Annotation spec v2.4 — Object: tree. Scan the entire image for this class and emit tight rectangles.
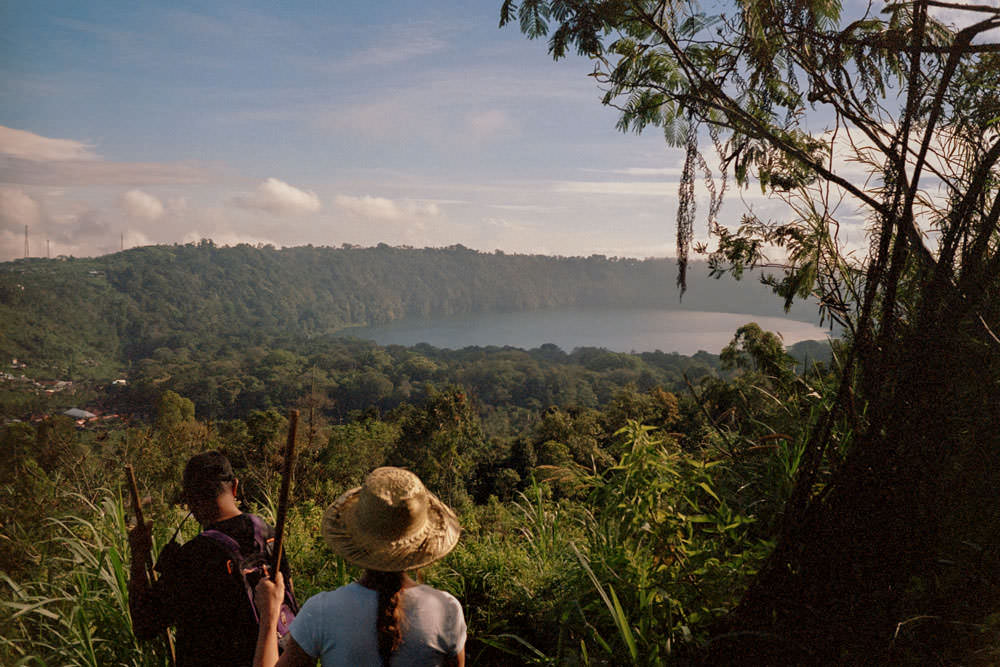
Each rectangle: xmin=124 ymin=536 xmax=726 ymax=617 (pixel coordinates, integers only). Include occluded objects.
xmin=503 ymin=0 xmax=1000 ymax=661
xmin=155 ymin=389 xmax=195 ymax=431
xmin=719 ymin=322 xmax=796 ymax=386
xmin=387 ymin=387 xmax=486 ymax=507
xmin=321 ymin=417 xmax=399 ymax=490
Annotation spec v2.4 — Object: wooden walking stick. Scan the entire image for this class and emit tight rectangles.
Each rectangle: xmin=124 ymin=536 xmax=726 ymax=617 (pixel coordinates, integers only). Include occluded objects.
xmin=125 ymin=464 xmax=156 ymax=583
xmin=125 ymin=463 xmax=177 ymax=666
xmin=270 ymin=409 xmax=299 ymax=580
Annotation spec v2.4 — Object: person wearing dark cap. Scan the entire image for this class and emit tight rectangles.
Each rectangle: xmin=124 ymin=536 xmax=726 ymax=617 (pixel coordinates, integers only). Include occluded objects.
xmin=129 ymin=450 xmax=293 ymax=667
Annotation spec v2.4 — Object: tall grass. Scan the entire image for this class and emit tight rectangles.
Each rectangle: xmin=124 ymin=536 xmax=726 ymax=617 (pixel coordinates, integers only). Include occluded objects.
xmin=444 ymin=493 xmax=580 ymax=664
xmin=0 ymin=491 xmax=170 ymax=666
xmin=0 ymin=421 xmax=789 ymax=666
xmin=515 ymin=422 xmax=772 ymax=664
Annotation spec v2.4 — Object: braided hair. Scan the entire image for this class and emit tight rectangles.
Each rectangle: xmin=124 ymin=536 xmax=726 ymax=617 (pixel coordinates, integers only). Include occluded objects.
xmin=365 ymin=570 xmax=407 ymax=665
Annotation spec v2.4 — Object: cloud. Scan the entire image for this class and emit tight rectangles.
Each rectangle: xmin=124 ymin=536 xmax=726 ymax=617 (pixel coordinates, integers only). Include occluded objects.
xmin=28 ymin=206 xmax=114 ymax=256
xmin=123 ymin=229 xmax=151 ymax=248
xmin=489 ymin=203 xmax=564 ymax=212
xmin=324 ymin=102 xmax=514 ymax=147
xmin=231 ymin=178 xmax=321 ymax=215
xmin=316 ymin=99 xmax=420 ymax=140
xmin=344 ymin=33 xmax=448 ymax=68
xmin=581 ymin=167 xmax=686 ymax=177
xmin=463 ymin=110 xmax=514 ymax=142
xmin=553 ymin=181 xmax=680 ymax=197
xmin=0 ymin=125 xmax=215 ymax=186
xmin=0 ymin=156 xmax=217 ymax=186
xmin=68 ymin=209 xmax=110 ymax=238
xmin=334 ymin=194 xmax=440 ymax=221
xmin=179 ymin=229 xmax=280 ymax=247
xmin=0 ymin=188 xmax=42 ymax=232
xmin=303 ymin=63 xmax=582 ymax=147
xmin=120 ymin=189 xmax=165 ymax=220
xmin=0 ymin=125 xmax=99 ymax=162
xmin=483 ymin=216 xmax=535 ymax=233
xmin=0 ymin=126 xmax=217 ymax=186
xmin=929 ymin=1 xmax=1000 ymax=41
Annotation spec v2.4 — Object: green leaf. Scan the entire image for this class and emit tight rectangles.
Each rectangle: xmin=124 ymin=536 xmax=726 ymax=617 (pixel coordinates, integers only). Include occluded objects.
xmin=696 ymin=482 xmax=720 ymax=503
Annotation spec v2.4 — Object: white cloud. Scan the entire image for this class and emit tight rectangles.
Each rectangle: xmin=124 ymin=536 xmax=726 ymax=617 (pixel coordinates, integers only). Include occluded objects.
xmin=302 ymin=62 xmax=588 ymax=148
xmin=0 ymin=126 xmax=217 ymax=186
xmin=0 ymin=230 xmax=24 ymax=260
xmin=123 ymin=229 xmax=151 ymax=249
xmin=28 ymin=205 xmax=114 ymax=257
xmin=0 ymin=125 xmax=99 ymax=161
xmin=120 ymin=189 xmax=165 ymax=220
xmin=334 ymin=194 xmax=441 ymax=221
xmin=231 ymin=178 xmax=321 ymax=215
xmin=0 ymin=188 xmax=42 ymax=231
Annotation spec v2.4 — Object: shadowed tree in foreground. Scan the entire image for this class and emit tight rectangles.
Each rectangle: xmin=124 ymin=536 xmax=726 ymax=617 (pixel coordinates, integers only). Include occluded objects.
xmin=503 ymin=0 xmax=1000 ymax=661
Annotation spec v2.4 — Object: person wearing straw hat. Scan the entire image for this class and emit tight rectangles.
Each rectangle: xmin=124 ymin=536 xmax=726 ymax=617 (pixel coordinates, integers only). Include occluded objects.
xmin=253 ymin=466 xmax=466 ymax=667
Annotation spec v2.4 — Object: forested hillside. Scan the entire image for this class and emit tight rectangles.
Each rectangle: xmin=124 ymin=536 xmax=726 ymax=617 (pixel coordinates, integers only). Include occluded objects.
xmin=0 ymin=242 xmax=815 ymax=376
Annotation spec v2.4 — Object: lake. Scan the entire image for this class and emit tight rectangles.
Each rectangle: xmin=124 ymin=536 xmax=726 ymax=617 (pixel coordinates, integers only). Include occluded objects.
xmin=338 ymin=307 xmax=832 ymax=355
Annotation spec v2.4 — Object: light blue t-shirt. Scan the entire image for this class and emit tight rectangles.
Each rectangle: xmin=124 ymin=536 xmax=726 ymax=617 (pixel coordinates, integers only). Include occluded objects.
xmin=289 ymin=582 xmax=466 ymax=666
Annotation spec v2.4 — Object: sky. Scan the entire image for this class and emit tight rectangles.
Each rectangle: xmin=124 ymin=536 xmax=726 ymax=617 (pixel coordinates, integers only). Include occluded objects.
xmin=1 ymin=0 xmax=991 ymax=262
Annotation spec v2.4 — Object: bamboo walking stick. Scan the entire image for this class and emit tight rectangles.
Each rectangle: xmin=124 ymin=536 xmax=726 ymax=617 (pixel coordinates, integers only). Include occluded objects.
xmin=125 ymin=464 xmax=177 ymax=666
xmin=270 ymin=409 xmax=298 ymax=580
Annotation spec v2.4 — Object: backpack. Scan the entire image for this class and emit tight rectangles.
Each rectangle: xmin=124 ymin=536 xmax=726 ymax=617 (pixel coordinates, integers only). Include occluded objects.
xmin=201 ymin=514 xmax=300 ymax=649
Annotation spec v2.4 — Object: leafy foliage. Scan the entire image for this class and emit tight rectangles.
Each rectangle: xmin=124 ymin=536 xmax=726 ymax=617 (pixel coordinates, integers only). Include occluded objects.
xmin=1 ymin=323 xmax=844 ymax=664
xmin=503 ymin=0 xmax=1000 ymax=661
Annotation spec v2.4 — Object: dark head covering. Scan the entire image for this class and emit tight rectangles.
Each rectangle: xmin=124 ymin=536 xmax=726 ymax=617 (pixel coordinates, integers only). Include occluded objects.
xmin=182 ymin=450 xmax=235 ymax=500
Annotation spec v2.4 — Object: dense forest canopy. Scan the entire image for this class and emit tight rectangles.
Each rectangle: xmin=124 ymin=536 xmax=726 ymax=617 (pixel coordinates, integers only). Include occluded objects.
xmin=3 ymin=337 xmax=837 ymax=665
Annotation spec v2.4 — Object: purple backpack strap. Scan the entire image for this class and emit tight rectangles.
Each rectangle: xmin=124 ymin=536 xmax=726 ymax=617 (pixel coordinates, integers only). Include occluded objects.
xmin=201 ymin=528 xmax=241 ymax=556
xmin=246 ymin=513 xmax=272 ymax=552
xmin=201 ymin=514 xmax=270 ymax=556
xmin=200 ymin=521 xmax=263 ymax=622
xmin=200 ymin=515 xmax=297 ymax=633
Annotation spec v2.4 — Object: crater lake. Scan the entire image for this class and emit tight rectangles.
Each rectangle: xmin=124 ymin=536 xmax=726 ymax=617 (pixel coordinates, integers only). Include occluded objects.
xmin=338 ymin=307 xmax=832 ymax=355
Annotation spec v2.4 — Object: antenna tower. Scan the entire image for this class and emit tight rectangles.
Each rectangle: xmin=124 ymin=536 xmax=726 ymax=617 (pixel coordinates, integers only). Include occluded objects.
xmin=24 ymin=225 xmax=28 ymax=258
xmin=47 ymin=239 xmax=51 ymax=259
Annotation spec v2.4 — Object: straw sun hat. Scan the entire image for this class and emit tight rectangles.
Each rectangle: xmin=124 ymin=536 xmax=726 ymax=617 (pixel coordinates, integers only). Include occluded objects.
xmin=321 ymin=467 xmax=461 ymax=572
